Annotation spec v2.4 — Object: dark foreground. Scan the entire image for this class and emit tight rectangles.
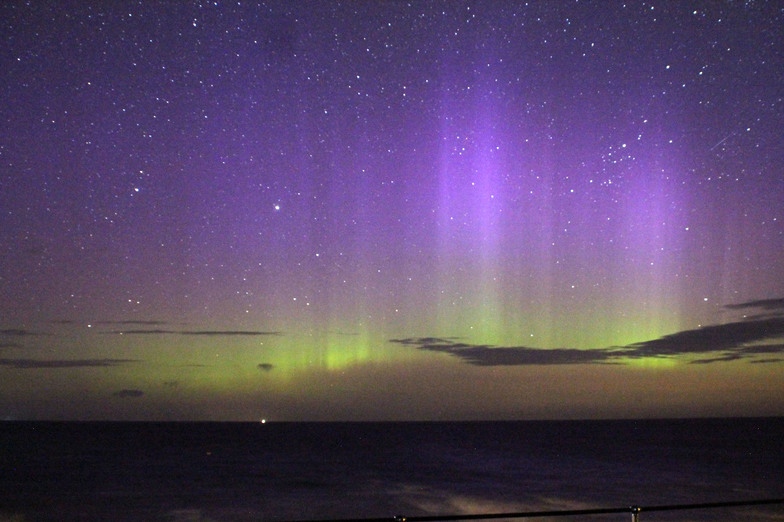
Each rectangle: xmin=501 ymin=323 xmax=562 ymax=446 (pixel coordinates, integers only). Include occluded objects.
xmin=1 ymin=418 xmax=783 ymax=521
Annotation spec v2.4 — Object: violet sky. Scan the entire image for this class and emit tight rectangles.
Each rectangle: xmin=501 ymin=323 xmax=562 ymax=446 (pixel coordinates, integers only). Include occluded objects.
xmin=1 ymin=1 xmax=783 ymax=421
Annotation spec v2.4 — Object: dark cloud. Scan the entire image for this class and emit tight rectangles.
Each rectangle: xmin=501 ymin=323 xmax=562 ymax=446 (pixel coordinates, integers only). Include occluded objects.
xmin=109 ymin=329 xmax=171 ymax=335
xmin=106 ymin=329 xmax=281 ymax=336
xmin=0 ymin=358 xmax=139 ymax=369
xmin=182 ymin=330 xmax=281 ymax=336
xmin=114 ymin=389 xmax=144 ymax=398
xmin=98 ymin=320 xmax=168 ymax=326
xmin=736 ymin=313 xmax=781 ymax=322
xmin=626 ymin=318 xmax=784 ymax=357
xmin=0 ymin=329 xmax=39 ymax=337
xmin=390 ymin=338 xmax=624 ymax=366
xmin=725 ymin=298 xmax=784 ymax=312
xmin=257 ymin=363 xmax=274 ymax=371
xmin=690 ymin=354 xmax=744 ymax=364
xmin=686 ymin=343 xmax=784 ymax=364
xmin=392 ymin=316 xmax=784 ymax=366
xmin=738 ymin=343 xmax=784 ymax=355
xmin=391 ymin=336 xmax=462 ymax=346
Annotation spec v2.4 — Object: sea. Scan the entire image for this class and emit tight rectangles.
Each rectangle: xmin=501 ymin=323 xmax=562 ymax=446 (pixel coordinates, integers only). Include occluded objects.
xmin=1 ymin=418 xmax=783 ymax=522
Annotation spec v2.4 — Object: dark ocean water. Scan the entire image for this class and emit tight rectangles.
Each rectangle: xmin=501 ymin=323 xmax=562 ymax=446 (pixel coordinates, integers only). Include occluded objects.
xmin=1 ymin=418 xmax=783 ymax=521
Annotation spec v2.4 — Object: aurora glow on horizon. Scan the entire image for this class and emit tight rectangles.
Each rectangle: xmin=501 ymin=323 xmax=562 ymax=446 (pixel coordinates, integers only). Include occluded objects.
xmin=1 ymin=1 xmax=783 ymax=421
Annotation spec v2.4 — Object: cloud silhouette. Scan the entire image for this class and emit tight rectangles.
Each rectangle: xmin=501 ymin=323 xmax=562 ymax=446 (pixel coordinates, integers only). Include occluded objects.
xmin=98 ymin=320 xmax=168 ymax=326
xmin=108 ymin=329 xmax=171 ymax=335
xmin=114 ymin=389 xmax=144 ymax=398
xmin=390 ymin=338 xmax=625 ymax=366
xmin=0 ymin=358 xmax=139 ymax=369
xmin=741 ymin=343 xmax=784 ymax=354
xmin=626 ymin=318 xmax=784 ymax=357
xmin=391 ymin=304 xmax=784 ymax=366
xmin=183 ymin=330 xmax=281 ymax=336
xmin=105 ymin=329 xmax=281 ymax=336
xmin=0 ymin=329 xmax=39 ymax=337
xmin=725 ymin=298 xmax=784 ymax=311
xmin=690 ymin=354 xmax=744 ymax=364
xmin=689 ymin=343 xmax=784 ymax=364
xmin=257 ymin=363 xmax=274 ymax=371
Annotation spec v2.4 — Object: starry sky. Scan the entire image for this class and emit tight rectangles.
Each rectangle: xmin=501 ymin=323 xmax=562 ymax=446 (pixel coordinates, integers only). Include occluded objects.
xmin=1 ymin=1 xmax=783 ymax=421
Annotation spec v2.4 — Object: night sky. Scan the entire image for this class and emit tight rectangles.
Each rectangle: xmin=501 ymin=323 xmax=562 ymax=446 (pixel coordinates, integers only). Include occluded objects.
xmin=1 ymin=1 xmax=783 ymax=421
